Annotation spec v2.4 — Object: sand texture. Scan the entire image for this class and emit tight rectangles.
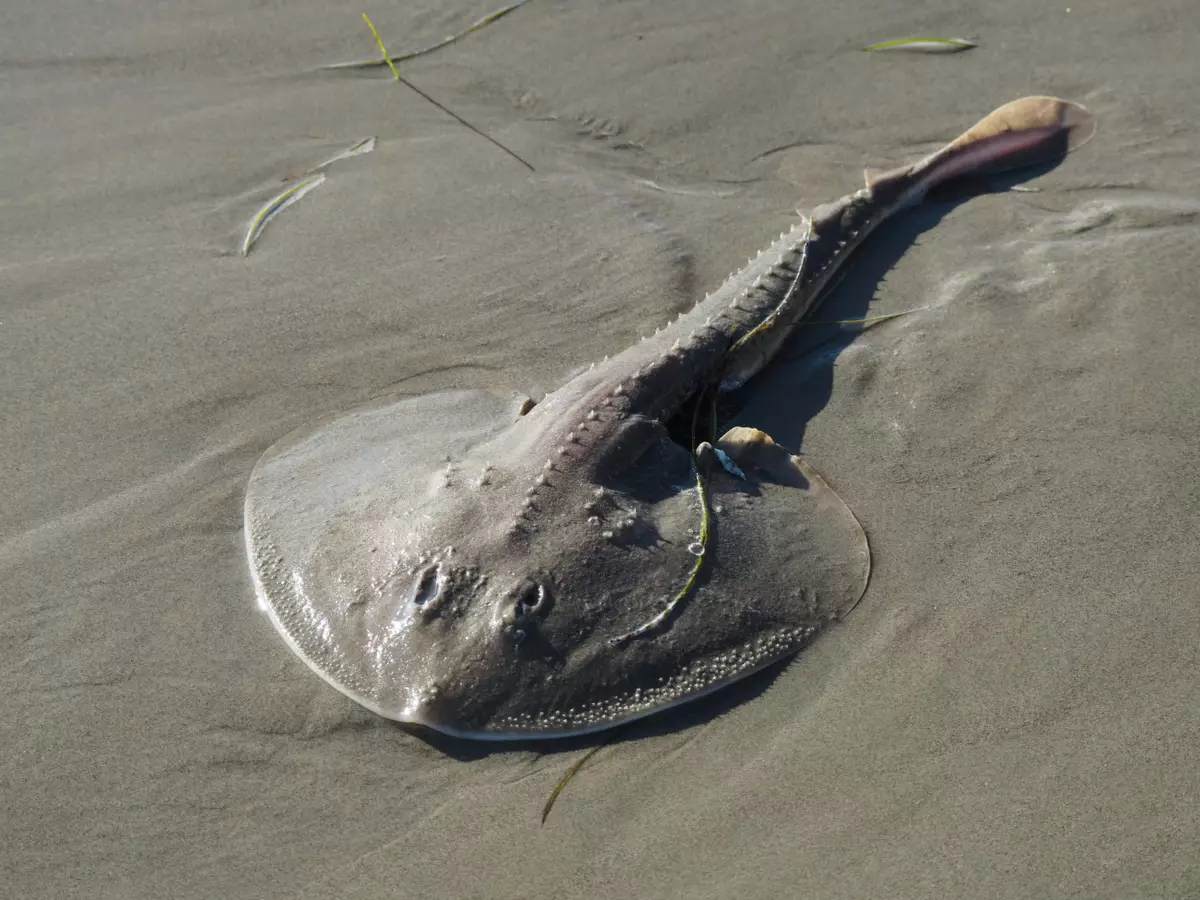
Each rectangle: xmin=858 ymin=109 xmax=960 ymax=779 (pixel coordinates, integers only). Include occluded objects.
xmin=2 ymin=1 xmax=1198 ymax=897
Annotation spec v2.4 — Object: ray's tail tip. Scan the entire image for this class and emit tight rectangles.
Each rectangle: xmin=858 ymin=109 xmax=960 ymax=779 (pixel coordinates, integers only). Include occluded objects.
xmin=917 ymin=96 xmax=1096 ymax=190
xmin=1056 ymin=98 xmax=1097 ymax=151
xmin=1003 ymin=95 xmax=1096 ymax=150
xmin=957 ymin=95 xmax=1097 ymax=153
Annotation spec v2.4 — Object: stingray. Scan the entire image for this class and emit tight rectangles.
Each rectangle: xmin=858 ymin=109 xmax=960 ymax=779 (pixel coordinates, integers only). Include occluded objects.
xmin=244 ymin=97 xmax=1095 ymax=739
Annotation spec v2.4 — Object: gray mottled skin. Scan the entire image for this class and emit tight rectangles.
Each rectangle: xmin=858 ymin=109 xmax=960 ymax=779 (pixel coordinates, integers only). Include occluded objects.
xmin=245 ymin=97 xmax=1091 ymax=738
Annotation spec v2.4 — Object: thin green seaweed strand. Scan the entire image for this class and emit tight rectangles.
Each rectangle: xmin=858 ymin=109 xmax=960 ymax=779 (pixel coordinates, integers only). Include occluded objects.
xmin=241 ymin=173 xmax=325 ymax=257
xmin=861 ymin=37 xmax=976 ymax=52
xmin=549 ymin=387 xmax=720 ymax=813
xmin=361 ymin=13 xmax=534 ymax=172
xmin=551 ymin=387 xmax=719 ymax=814
xmin=727 ymin=216 xmax=816 ymax=358
xmin=541 ymin=742 xmax=607 ymax=823
xmin=606 ymin=457 xmax=714 ymax=645
xmin=608 ymin=379 xmax=718 ymax=645
xmin=327 ymin=2 xmax=528 ymax=69
xmin=806 ymin=306 xmax=928 ymax=327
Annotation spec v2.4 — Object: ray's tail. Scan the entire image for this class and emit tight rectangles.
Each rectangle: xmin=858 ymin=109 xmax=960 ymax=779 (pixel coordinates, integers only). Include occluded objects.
xmin=715 ymin=96 xmax=1095 ymax=393
xmin=910 ymin=95 xmax=1096 ymax=195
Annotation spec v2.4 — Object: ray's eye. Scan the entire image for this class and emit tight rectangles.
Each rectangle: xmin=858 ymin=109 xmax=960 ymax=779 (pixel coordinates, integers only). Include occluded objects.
xmin=413 ymin=565 xmax=442 ymax=606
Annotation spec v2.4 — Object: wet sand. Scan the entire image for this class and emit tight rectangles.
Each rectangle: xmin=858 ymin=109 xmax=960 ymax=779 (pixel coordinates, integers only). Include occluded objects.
xmin=2 ymin=1 xmax=1197 ymax=897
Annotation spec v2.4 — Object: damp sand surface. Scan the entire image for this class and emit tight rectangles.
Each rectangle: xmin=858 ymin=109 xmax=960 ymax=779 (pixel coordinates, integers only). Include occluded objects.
xmin=2 ymin=2 xmax=1198 ymax=897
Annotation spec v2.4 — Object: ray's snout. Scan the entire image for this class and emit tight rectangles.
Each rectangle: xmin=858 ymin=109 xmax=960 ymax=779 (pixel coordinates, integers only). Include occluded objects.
xmin=384 ymin=571 xmax=560 ymax=738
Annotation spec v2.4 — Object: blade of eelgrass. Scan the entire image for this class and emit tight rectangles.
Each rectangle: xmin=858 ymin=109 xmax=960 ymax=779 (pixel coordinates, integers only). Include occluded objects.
xmin=241 ymin=173 xmax=325 ymax=257
xmin=309 ymin=136 xmax=376 ymax=174
xmin=862 ymin=37 xmax=977 ymax=53
xmin=780 ymin=307 xmax=930 ymax=366
xmin=323 ymin=1 xmax=528 ymax=69
xmin=541 ymin=743 xmax=606 ymax=824
xmin=359 ymin=13 xmax=534 ymax=173
xmin=804 ymin=306 xmax=929 ymax=328
xmin=632 ymin=178 xmax=736 ymax=198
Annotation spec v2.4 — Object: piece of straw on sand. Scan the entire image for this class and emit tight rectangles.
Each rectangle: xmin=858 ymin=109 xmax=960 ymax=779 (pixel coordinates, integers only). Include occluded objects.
xmin=542 ymin=744 xmax=606 ymax=824
xmin=357 ymin=13 xmax=534 ymax=172
xmin=323 ymin=1 xmax=529 ymax=69
xmin=862 ymin=37 xmax=977 ymax=53
xmin=309 ymin=136 xmax=376 ymax=174
xmin=241 ymin=173 xmax=325 ymax=257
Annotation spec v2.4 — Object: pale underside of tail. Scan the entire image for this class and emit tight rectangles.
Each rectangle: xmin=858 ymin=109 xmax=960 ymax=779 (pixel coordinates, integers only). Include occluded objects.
xmin=911 ymin=95 xmax=1096 ymax=194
